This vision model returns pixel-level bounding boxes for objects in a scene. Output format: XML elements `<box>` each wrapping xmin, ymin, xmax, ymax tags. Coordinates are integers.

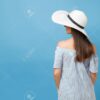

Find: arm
<box><xmin>53</xmin><ymin>41</ymin><xmax>63</xmax><ymax>91</ymax></box>
<box><xmin>53</xmin><ymin>69</ymin><xmax>62</xmax><ymax>90</ymax></box>
<box><xmin>90</xmin><ymin>72</ymin><xmax>97</xmax><ymax>85</ymax></box>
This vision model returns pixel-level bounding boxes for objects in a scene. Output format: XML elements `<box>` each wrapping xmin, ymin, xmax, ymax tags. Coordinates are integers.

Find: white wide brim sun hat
<box><xmin>51</xmin><ymin>10</ymin><xmax>90</xmax><ymax>41</ymax></box>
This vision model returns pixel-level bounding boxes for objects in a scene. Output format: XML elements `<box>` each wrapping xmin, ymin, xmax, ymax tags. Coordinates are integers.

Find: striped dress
<box><xmin>53</xmin><ymin>46</ymin><xmax>98</xmax><ymax>100</ymax></box>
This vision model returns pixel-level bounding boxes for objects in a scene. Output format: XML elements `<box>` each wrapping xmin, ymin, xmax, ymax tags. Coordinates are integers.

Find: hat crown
<box><xmin>69</xmin><ymin>10</ymin><xmax>88</xmax><ymax>28</ymax></box>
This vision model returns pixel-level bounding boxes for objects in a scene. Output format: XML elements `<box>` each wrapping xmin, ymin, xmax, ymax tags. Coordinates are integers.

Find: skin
<box><xmin>64</xmin><ymin>26</ymin><xmax>72</xmax><ymax>34</ymax></box>
<box><xmin>53</xmin><ymin>26</ymin><xmax>97</xmax><ymax>91</ymax></box>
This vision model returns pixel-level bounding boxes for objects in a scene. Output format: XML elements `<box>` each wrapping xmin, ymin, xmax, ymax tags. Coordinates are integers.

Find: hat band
<box><xmin>67</xmin><ymin>14</ymin><xmax>84</xmax><ymax>29</ymax></box>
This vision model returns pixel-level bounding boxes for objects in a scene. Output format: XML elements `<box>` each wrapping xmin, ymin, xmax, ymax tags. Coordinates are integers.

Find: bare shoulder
<box><xmin>57</xmin><ymin>38</ymin><xmax>72</xmax><ymax>48</ymax></box>
<box><xmin>57</xmin><ymin>40</ymin><xmax>65</xmax><ymax>47</ymax></box>
<box><xmin>92</xmin><ymin>44</ymin><xmax>96</xmax><ymax>53</ymax></box>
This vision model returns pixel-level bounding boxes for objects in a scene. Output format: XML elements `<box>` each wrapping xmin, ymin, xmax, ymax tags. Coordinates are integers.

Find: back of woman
<box><xmin>52</xmin><ymin>9</ymin><xmax>99</xmax><ymax>100</ymax></box>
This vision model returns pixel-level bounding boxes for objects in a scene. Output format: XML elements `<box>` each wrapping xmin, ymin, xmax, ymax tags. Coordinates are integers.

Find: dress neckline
<box><xmin>57</xmin><ymin>46</ymin><xmax>76</xmax><ymax>53</ymax></box>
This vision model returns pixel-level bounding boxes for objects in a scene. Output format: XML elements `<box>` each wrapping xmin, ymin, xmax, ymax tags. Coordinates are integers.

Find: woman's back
<box><xmin>53</xmin><ymin>38</ymin><xmax>98</xmax><ymax>100</ymax></box>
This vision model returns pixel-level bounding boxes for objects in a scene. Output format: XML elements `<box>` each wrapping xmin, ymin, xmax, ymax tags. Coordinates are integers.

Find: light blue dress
<box><xmin>53</xmin><ymin>46</ymin><xmax>99</xmax><ymax>100</ymax></box>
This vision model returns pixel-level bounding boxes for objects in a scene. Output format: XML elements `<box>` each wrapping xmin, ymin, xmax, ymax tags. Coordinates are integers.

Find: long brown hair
<box><xmin>71</xmin><ymin>28</ymin><xmax>95</xmax><ymax>62</ymax></box>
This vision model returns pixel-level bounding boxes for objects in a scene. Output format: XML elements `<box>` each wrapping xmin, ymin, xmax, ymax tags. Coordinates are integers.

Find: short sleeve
<box><xmin>53</xmin><ymin>46</ymin><xmax>64</xmax><ymax>69</ymax></box>
<box><xmin>89</xmin><ymin>54</ymin><xmax>99</xmax><ymax>73</ymax></box>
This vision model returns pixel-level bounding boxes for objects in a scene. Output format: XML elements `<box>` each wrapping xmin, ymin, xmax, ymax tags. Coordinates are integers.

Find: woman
<box><xmin>51</xmin><ymin>10</ymin><xmax>99</xmax><ymax>100</ymax></box>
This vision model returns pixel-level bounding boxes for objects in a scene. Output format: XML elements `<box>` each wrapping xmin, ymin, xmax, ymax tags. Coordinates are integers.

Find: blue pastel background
<box><xmin>0</xmin><ymin>0</ymin><xmax>100</xmax><ymax>100</ymax></box>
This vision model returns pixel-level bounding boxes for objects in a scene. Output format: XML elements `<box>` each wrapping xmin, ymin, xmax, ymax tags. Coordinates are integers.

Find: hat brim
<box><xmin>51</xmin><ymin>10</ymin><xmax>90</xmax><ymax>40</ymax></box>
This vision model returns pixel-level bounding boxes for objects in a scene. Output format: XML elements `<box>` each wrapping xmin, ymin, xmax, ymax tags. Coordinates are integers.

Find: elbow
<box><xmin>54</xmin><ymin>72</ymin><xmax>59</xmax><ymax>77</ymax></box>
<box><xmin>90</xmin><ymin>72</ymin><xmax>97</xmax><ymax>84</ymax></box>
<box><xmin>53</xmin><ymin>69</ymin><xmax>61</xmax><ymax>77</ymax></box>
<box><xmin>90</xmin><ymin>72</ymin><xmax>97</xmax><ymax>78</ymax></box>
<box><xmin>53</xmin><ymin>69</ymin><xmax>61</xmax><ymax>79</ymax></box>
